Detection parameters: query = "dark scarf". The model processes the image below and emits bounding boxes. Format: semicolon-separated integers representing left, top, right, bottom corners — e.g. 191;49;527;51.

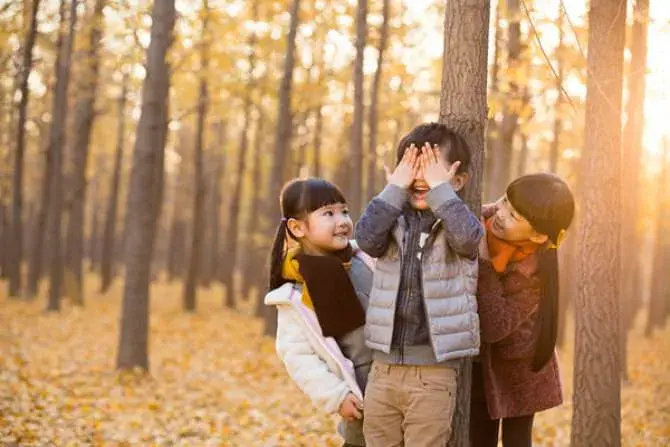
295;245;366;338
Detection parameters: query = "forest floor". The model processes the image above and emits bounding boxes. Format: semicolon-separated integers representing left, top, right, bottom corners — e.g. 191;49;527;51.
0;276;669;446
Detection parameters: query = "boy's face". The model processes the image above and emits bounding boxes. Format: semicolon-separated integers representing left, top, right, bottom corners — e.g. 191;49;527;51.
406;146;469;210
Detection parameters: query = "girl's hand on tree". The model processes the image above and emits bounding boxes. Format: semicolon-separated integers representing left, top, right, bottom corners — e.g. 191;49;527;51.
338;393;364;421
420;143;461;189
479;224;490;261
386;145;419;189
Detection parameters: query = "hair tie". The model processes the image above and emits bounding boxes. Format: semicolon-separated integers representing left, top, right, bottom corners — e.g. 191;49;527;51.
280;217;288;223
548;229;567;249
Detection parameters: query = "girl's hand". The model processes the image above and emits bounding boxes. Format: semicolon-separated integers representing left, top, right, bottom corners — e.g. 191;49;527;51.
420;143;461;189
338;393;363;421
386;145;419;189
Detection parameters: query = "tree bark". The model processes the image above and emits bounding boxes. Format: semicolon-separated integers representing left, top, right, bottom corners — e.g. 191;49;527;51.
9;0;42;297
64;0;106;305
100;76;128;293
264;0;301;336
26;0;69;300
439;1;490;445
646;142;670;337
488;0;521;200
620;0;649;380
183;0;209;312
571;0;626;444
201;121;225;287
366;0;390;202
221;0;258;308
46;0;79;311
483;0;502;202
117;0;175;371
349;0;367;217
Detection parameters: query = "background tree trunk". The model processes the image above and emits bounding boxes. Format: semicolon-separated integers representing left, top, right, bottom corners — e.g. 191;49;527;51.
117;0;175;371
483;0;501;202
264;0;301;336
26;0;69;300
64;0;105;306
9;0;42;298
182;0;209;312
221;0;257;309
488;0;521;200
100;75;128;293
46;0;79;312
366;0;390;202
349;0;367;217
201;121;225;287
548;5;564;174
571;0;626;444
439;0;490;445
620;0;649;380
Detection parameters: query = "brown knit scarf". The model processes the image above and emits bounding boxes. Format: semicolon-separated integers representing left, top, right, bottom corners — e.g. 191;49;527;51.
295;245;366;338
485;217;539;273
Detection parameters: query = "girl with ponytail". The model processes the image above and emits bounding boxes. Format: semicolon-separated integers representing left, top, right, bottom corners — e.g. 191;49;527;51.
470;173;575;447
264;178;374;447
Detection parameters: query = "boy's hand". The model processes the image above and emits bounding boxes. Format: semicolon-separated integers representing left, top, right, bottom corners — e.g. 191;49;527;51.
386;145;419;189
420;143;461;189
338;393;363;421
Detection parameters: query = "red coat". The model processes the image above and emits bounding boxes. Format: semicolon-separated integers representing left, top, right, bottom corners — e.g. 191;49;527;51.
476;254;563;419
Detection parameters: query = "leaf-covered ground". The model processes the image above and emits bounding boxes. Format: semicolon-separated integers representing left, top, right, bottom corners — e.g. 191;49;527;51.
1;278;669;446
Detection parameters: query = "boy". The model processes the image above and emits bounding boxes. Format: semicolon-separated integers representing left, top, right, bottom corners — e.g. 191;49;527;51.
355;122;483;446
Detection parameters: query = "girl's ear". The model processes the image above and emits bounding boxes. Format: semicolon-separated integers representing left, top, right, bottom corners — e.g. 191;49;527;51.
287;218;306;239
530;232;549;245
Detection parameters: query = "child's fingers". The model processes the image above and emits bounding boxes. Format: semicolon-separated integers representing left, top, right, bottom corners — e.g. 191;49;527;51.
383;163;392;182
433;144;441;164
449;161;462;176
352;407;363;420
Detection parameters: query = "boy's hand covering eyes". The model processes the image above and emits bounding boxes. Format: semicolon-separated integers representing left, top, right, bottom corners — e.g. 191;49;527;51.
386;144;420;189
420;142;461;189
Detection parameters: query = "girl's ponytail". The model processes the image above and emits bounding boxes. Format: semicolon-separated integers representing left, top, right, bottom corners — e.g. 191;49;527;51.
532;246;559;372
268;219;289;291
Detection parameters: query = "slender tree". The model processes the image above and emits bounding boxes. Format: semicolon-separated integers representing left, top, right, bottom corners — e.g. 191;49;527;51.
349;0;367;216
46;0;80;311
264;0;301;336
117;0;176;371
64;0;106;305
439;0;490;445
221;0;258;309
100;75;128;293
620;0;649;380
366;0;390;201
9;0;42;297
549;5;565;173
26;0;69;300
183;0;210;312
571;0;626;444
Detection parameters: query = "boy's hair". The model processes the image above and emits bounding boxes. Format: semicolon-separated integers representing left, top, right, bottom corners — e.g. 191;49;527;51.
395;122;471;175
268;178;347;291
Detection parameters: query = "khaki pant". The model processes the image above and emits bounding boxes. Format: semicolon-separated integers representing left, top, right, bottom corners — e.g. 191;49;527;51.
363;361;457;447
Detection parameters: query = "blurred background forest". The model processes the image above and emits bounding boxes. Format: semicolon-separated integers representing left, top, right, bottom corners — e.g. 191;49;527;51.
1;0;669;445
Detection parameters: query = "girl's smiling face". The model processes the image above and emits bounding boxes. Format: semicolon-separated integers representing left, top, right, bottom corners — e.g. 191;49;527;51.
287;202;353;255
490;195;548;244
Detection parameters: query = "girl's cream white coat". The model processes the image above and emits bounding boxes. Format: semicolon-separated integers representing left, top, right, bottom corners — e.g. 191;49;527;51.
265;282;363;414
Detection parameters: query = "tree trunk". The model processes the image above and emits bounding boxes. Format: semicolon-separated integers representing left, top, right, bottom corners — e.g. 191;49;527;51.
264;0;300;336
166;205;185;281
349;0;367;217
9;0;42;298
489;0;521;200
64;0;105;305
202;121;225;287
117;0;175;371
483;0;502;202
620;0;649;380
46;0;79;311
557;217;578;348
366;0;390;202
242;107;265;296
313;104;323;178
221;0;258;308
183;0;209;312
571;0;626;444
26;0;69;300
548;6;565;173
646;142;670;337
100;76;128;293
439;1;490;445
88;186;101;272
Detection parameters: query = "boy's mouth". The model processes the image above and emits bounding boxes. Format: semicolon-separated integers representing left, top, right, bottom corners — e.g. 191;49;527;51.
411;186;429;201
